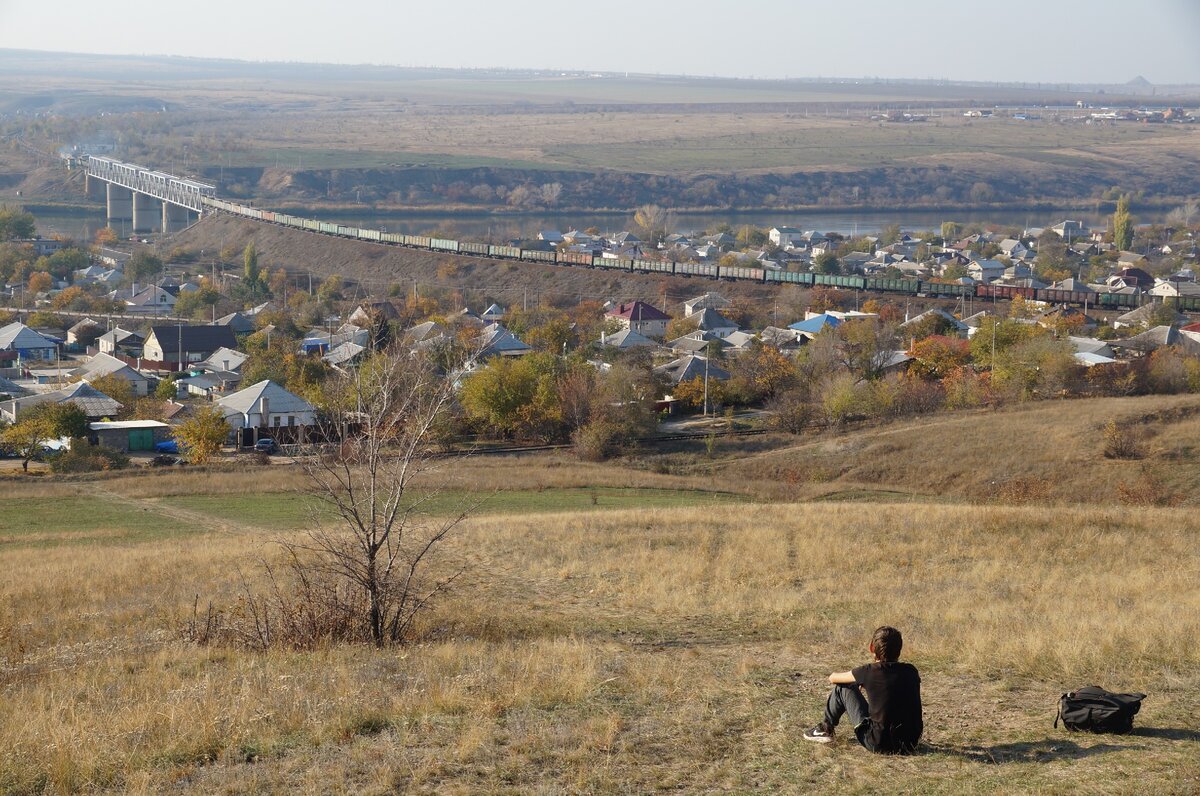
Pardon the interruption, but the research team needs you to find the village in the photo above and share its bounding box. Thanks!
[2,203,1199,469]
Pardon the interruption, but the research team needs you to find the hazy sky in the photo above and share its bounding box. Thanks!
[2,0,1199,85]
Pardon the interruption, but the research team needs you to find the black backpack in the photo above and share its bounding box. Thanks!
[1055,686,1146,734]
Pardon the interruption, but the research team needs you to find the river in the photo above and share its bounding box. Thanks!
[30,206,1144,244]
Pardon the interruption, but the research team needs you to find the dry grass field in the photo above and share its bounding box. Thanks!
[1,396,1198,793]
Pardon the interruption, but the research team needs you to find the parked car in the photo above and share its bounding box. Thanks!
[154,439,179,454]
[254,437,277,454]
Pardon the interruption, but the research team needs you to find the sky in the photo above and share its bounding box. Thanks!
[2,0,1200,85]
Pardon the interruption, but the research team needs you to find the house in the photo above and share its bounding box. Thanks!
[143,325,238,369]
[758,326,804,351]
[653,355,731,385]
[1108,303,1185,331]
[689,307,739,338]
[65,318,103,349]
[1108,267,1155,290]
[606,301,671,339]
[598,328,656,349]
[347,301,401,329]
[899,309,969,338]
[683,292,732,317]
[1068,337,1116,358]
[216,380,318,445]
[403,321,445,345]
[197,347,249,374]
[301,326,369,355]
[481,303,506,323]
[999,239,1030,259]
[788,313,842,337]
[77,352,151,396]
[88,420,171,453]
[0,381,122,423]
[97,327,144,357]
[1109,326,1200,357]
[1049,278,1095,294]
[323,341,367,368]
[967,259,1006,283]
[0,322,58,363]
[1148,281,1200,299]
[769,227,805,248]
[1050,220,1088,240]
[667,334,732,355]
[0,375,30,400]
[216,311,256,335]
[111,284,176,314]
[537,230,565,244]
[177,370,242,398]
[478,324,532,359]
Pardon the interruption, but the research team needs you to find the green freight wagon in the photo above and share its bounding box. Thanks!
[430,238,459,252]
[459,241,489,255]
[520,249,557,263]
[489,245,521,259]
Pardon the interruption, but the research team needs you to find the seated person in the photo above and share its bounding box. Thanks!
[803,626,923,754]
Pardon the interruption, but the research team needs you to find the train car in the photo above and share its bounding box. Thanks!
[1176,295,1200,312]
[489,245,521,259]
[977,284,1036,301]
[303,219,321,232]
[557,251,592,266]
[262,211,276,223]
[632,258,672,274]
[520,249,557,264]
[430,238,459,252]
[765,270,816,286]
[719,265,765,281]
[381,232,404,244]
[1036,287,1095,306]
[919,280,972,297]
[813,274,866,290]
[408,236,432,249]
[336,226,358,237]
[674,262,719,279]
[359,229,382,242]
[459,241,489,256]
[866,277,920,295]
[594,256,633,271]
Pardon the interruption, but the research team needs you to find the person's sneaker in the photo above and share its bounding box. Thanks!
[802,723,834,743]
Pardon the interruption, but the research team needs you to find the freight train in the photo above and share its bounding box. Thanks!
[201,197,1194,312]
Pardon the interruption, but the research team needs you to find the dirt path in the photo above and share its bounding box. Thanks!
[80,482,273,537]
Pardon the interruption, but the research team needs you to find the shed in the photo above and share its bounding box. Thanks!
[89,420,172,453]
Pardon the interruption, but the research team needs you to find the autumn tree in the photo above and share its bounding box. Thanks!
[726,341,797,404]
[1,403,88,472]
[27,271,52,293]
[174,406,230,464]
[837,319,900,381]
[0,205,35,241]
[1112,194,1134,251]
[909,336,971,380]
[632,204,672,246]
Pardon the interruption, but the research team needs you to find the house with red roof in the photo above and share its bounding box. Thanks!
[606,300,671,339]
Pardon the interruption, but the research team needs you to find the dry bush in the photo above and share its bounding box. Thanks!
[1102,419,1147,460]
[989,476,1055,505]
[1117,469,1183,507]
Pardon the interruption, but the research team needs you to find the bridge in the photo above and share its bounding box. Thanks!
[85,156,216,235]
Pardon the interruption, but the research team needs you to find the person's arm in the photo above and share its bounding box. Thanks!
[828,670,857,685]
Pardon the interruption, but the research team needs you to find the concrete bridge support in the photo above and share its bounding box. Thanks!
[85,174,107,201]
[161,202,191,234]
[132,191,161,234]
[106,184,133,231]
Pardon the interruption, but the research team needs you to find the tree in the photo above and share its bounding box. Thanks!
[813,251,840,275]
[317,274,343,303]
[1112,194,1134,251]
[909,336,971,380]
[459,353,567,441]
[294,350,470,646]
[243,242,260,288]
[941,221,961,242]
[86,373,135,410]
[837,319,900,381]
[1,403,87,472]
[126,250,163,285]
[632,204,671,245]
[0,205,36,241]
[27,271,52,293]
[726,341,797,403]
[93,227,118,246]
[155,375,179,400]
[175,406,230,464]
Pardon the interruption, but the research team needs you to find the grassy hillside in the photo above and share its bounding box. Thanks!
[715,393,1200,506]
[1,399,1199,790]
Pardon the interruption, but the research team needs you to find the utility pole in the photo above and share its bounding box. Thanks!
[703,354,710,418]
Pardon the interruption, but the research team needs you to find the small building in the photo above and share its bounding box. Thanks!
[598,328,656,349]
[216,311,256,335]
[97,327,145,357]
[78,352,151,396]
[347,301,401,329]
[606,301,671,339]
[66,318,103,349]
[769,227,805,248]
[89,420,171,453]
[0,381,122,423]
[683,292,732,318]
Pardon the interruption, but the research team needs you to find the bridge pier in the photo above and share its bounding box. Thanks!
[132,192,160,234]
[106,184,133,233]
[161,202,191,234]
[85,174,106,202]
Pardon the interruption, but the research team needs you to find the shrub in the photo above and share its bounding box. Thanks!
[49,444,130,473]
[573,420,624,461]
[1102,419,1146,460]
[767,393,817,434]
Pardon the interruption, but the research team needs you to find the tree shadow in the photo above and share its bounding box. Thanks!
[922,738,1140,764]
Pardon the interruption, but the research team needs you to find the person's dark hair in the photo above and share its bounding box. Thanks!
[871,626,903,662]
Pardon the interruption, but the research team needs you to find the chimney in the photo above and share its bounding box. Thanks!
[259,395,269,424]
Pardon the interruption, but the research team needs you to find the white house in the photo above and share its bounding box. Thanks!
[217,380,318,434]
[77,352,151,397]
[0,322,58,362]
[769,227,804,248]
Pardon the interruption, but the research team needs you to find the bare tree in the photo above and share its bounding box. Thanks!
[291,350,472,646]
